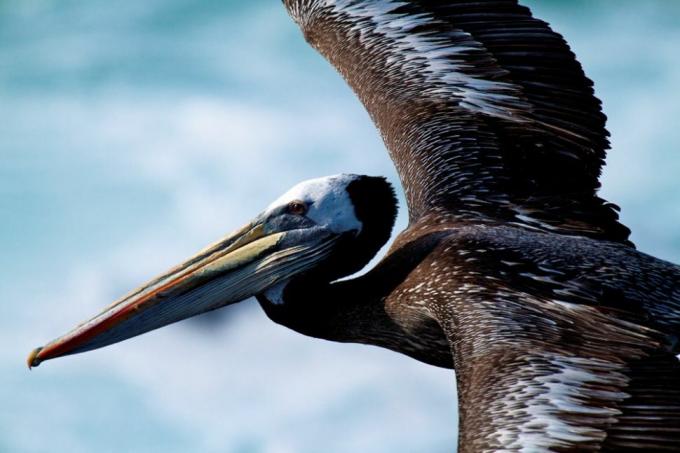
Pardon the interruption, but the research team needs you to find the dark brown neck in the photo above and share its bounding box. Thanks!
[258,232,453,368]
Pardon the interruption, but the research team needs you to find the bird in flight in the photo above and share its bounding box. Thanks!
[29,1,680,451]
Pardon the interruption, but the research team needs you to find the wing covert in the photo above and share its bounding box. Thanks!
[414,229,680,451]
[284,0,631,244]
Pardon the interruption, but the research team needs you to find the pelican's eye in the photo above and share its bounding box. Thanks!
[287,200,308,216]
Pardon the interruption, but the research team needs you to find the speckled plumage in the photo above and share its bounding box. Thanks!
[388,223,680,451]
[274,1,680,451]
[285,0,631,244]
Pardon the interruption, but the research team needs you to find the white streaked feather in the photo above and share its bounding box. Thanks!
[289,0,530,121]
[493,355,628,451]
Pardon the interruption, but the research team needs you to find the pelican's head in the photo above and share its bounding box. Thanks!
[27,174,397,368]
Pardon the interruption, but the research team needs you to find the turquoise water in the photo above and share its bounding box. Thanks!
[2,1,679,452]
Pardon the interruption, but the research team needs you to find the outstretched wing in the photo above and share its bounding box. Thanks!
[283,0,631,244]
[419,230,680,451]
[451,330,680,452]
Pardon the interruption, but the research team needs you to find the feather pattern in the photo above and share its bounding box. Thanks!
[283,0,631,244]
[386,223,680,451]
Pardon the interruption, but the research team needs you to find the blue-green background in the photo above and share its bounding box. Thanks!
[2,1,679,452]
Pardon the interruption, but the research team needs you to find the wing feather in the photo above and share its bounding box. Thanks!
[284,0,631,244]
[416,229,680,451]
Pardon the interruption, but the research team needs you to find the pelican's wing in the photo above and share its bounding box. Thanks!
[427,230,680,450]
[450,328,680,451]
[283,0,631,244]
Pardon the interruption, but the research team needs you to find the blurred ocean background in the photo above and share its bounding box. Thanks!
[2,1,679,452]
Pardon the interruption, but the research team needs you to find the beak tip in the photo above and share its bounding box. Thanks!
[27,347,44,369]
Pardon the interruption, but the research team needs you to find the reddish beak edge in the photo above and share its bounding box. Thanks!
[27,222,286,368]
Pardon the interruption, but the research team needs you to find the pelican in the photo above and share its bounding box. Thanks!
[29,1,680,451]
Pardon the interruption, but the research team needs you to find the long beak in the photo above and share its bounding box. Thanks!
[28,220,336,368]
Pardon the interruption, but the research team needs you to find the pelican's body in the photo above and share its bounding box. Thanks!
[29,1,680,451]
[265,212,680,450]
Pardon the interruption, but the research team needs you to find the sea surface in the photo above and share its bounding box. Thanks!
[2,1,679,452]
